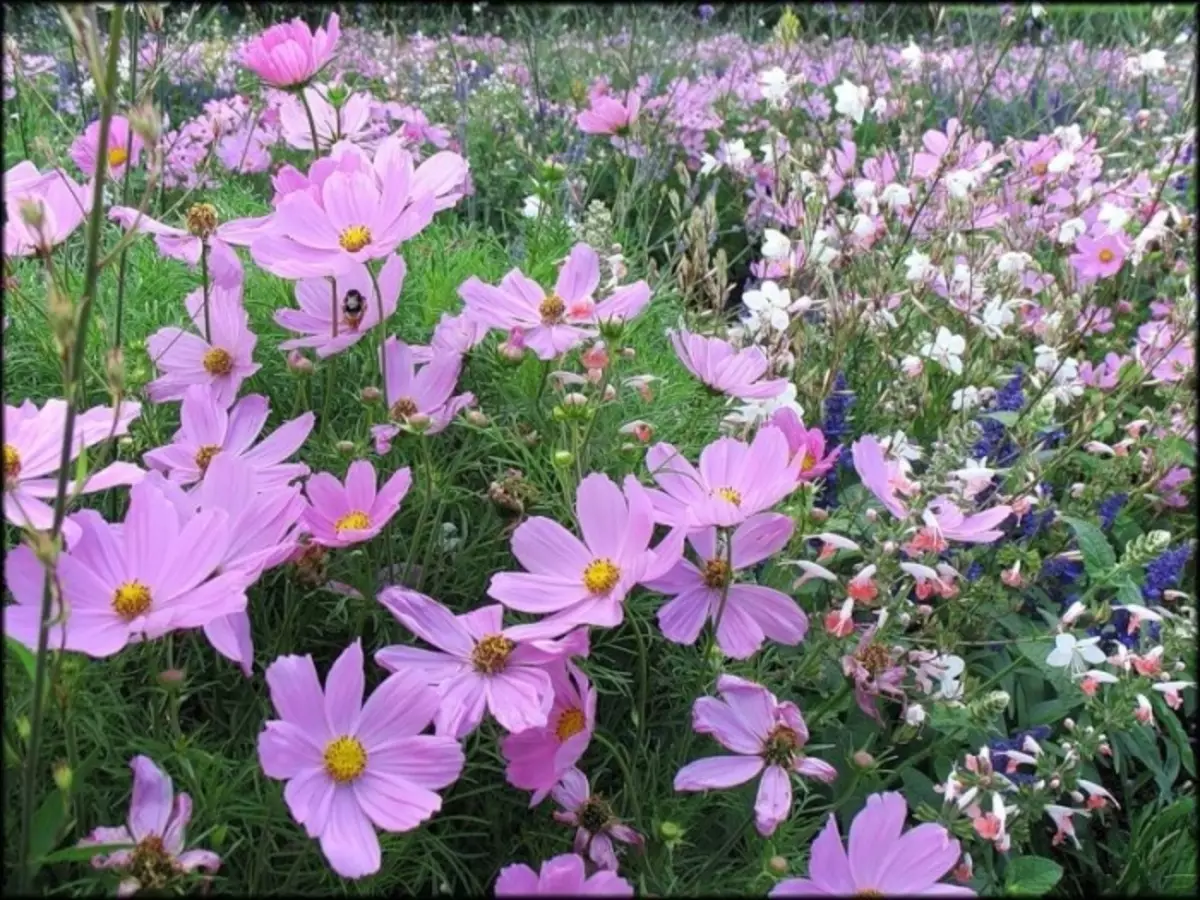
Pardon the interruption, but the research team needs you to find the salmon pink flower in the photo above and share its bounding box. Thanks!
[370,338,475,452]
[376,589,588,738]
[1045,805,1088,849]
[77,756,221,893]
[3,167,91,257]
[301,460,412,549]
[770,792,973,896]
[257,640,465,879]
[240,13,340,88]
[674,675,836,837]
[1070,232,1129,280]
[669,330,789,400]
[552,768,643,871]
[647,513,808,659]
[146,284,261,407]
[495,853,633,896]
[70,116,143,179]
[769,408,841,480]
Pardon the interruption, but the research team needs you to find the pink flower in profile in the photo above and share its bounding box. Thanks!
[487,473,685,634]
[644,426,800,529]
[771,792,973,896]
[675,675,835,837]
[577,90,641,136]
[495,853,633,897]
[276,255,406,359]
[370,338,475,453]
[458,244,601,360]
[77,756,220,894]
[1069,232,1129,280]
[566,279,654,328]
[769,408,841,481]
[143,385,314,488]
[301,459,412,549]
[669,330,789,400]
[375,589,589,738]
[257,640,465,880]
[146,284,260,407]
[4,160,55,197]
[500,661,597,806]
[70,116,143,179]
[648,513,808,659]
[3,480,252,658]
[240,13,340,88]
[280,87,374,152]
[3,168,91,257]
[430,310,489,356]
[909,497,1012,552]
[1079,352,1127,390]
[851,435,916,519]
[217,124,273,174]
[552,768,643,871]
[4,398,143,536]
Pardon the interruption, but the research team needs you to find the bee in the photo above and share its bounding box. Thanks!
[342,289,366,330]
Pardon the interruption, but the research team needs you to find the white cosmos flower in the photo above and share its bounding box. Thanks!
[920,326,967,375]
[743,281,791,332]
[945,169,977,200]
[1046,633,1107,675]
[833,79,869,124]
[1057,217,1087,245]
[759,66,791,104]
[880,183,912,211]
[1097,202,1131,233]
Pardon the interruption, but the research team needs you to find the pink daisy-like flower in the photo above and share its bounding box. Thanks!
[70,115,143,180]
[276,255,406,359]
[370,338,476,453]
[1069,232,1129,281]
[500,661,597,806]
[77,755,220,895]
[257,639,465,879]
[3,167,92,257]
[669,329,789,400]
[240,13,340,89]
[851,435,916,520]
[143,385,314,489]
[430,310,489,356]
[674,675,836,837]
[569,279,653,328]
[647,513,808,659]
[643,426,800,530]
[375,588,589,738]
[495,853,633,896]
[552,768,643,871]
[842,624,908,721]
[486,473,685,635]
[300,459,412,549]
[280,86,375,153]
[577,90,641,136]
[457,243,601,360]
[771,792,974,896]
[769,408,841,481]
[146,284,261,407]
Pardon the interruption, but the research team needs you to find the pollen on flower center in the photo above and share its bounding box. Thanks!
[762,724,800,767]
[555,707,587,742]
[1097,249,1115,263]
[390,397,419,421]
[339,225,372,252]
[323,735,367,783]
[112,581,152,620]
[108,147,129,168]
[853,891,884,898]
[702,558,731,589]
[857,642,892,676]
[799,453,816,472]
[714,486,743,505]
[4,443,20,481]
[194,444,221,474]
[335,510,371,533]
[1030,161,1048,176]
[471,633,515,674]
[582,558,621,595]
[128,834,179,891]
[202,347,234,376]
[539,293,566,325]
[578,795,614,834]
[185,202,218,238]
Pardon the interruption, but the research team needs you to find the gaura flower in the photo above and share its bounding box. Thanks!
[257,640,465,879]
[668,329,789,400]
[1045,633,1106,675]
[240,12,340,88]
[370,338,475,453]
[375,588,589,738]
[769,408,841,480]
[495,853,633,896]
[3,167,91,257]
[70,116,143,179]
[552,768,643,871]
[300,459,412,549]
[674,675,836,837]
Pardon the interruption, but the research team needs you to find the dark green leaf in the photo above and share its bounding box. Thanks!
[28,792,68,877]
[5,637,38,683]
[1060,515,1116,577]
[1005,855,1064,896]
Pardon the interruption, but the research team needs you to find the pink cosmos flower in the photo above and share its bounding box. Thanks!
[300,459,412,549]
[552,768,643,871]
[648,513,808,659]
[370,338,475,453]
[487,473,685,634]
[146,284,260,407]
[70,116,143,179]
[669,330,789,400]
[4,398,143,536]
[495,853,633,897]
[769,408,841,481]
[375,588,589,738]
[78,756,220,894]
[770,792,973,896]
[143,385,314,488]
[674,675,836,837]
[4,480,252,658]
[842,625,907,721]
[644,426,799,529]
[280,87,374,152]
[4,160,55,197]
[500,661,597,806]
[1069,232,1129,280]
[577,90,641,136]
[275,255,406,358]
[430,310,489,356]
[458,244,601,360]
[851,435,915,519]
[240,13,340,88]
[3,167,91,257]
[908,497,1013,552]
[217,124,273,174]
[1079,352,1127,390]
[257,640,465,879]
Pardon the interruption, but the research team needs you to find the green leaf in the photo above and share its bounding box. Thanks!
[984,411,1020,426]
[1060,515,1116,577]
[39,842,133,865]
[1005,855,1064,896]
[5,636,38,683]
[28,792,68,878]
[1115,577,1144,609]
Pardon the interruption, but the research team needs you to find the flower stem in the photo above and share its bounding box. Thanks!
[367,264,391,414]
[199,241,212,342]
[296,84,323,159]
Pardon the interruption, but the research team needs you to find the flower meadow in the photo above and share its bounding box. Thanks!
[2,3,1197,896]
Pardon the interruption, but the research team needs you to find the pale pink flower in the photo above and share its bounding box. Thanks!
[669,330,789,400]
[3,167,91,257]
[240,13,340,88]
[70,116,143,179]
[552,768,643,871]
[280,87,375,152]
[495,853,632,896]
[300,459,411,549]
[370,338,475,452]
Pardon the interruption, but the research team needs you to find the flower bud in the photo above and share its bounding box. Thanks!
[465,409,489,427]
[158,668,185,689]
[603,384,617,402]
[128,100,162,145]
[852,750,876,768]
[105,347,125,393]
[360,386,382,403]
[286,349,313,374]
[335,440,355,456]
[768,856,789,874]
[865,509,878,523]
[498,341,526,362]
[553,450,574,468]
[30,530,60,566]
[659,821,683,841]
[621,347,636,359]
[563,392,589,408]
[18,196,45,230]
[809,507,829,523]
[881,540,896,554]
[1063,717,1075,731]
[406,413,432,433]
[53,760,73,792]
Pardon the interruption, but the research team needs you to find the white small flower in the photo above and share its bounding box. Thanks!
[743,281,792,332]
[521,195,544,219]
[853,179,878,203]
[1030,3,1046,19]
[1046,633,1107,675]
[973,297,1019,340]
[1097,202,1131,233]
[758,66,791,104]
[728,381,803,428]
[810,228,839,267]
[951,386,981,412]
[850,213,875,240]
[699,152,721,176]
[997,251,1032,276]
[934,654,965,700]
[870,97,888,117]
[1138,49,1167,75]
[900,355,923,377]
[900,41,923,69]
[1057,217,1087,245]
[724,139,752,169]
[919,327,966,375]
[761,228,792,261]
[1047,149,1075,175]
[905,704,927,726]
[833,79,869,124]
[880,182,912,211]
[905,249,932,283]
[945,169,977,200]
[1034,344,1059,372]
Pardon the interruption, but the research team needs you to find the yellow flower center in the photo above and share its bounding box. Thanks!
[799,452,816,472]
[112,581,152,620]
[323,735,367,783]
[471,633,515,674]
[194,444,221,474]
[714,486,742,505]
[539,293,566,325]
[202,347,234,376]
[108,147,129,169]
[1097,248,1115,263]
[762,724,800,767]
[702,558,731,589]
[582,558,621,595]
[4,443,21,481]
[390,397,419,421]
[335,510,371,533]
[339,225,372,252]
[1030,161,1048,176]
[854,892,884,898]
[185,202,218,238]
[555,707,587,741]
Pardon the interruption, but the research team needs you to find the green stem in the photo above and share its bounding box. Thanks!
[296,84,323,159]
[592,729,643,825]
[367,265,391,416]
[199,241,212,342]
